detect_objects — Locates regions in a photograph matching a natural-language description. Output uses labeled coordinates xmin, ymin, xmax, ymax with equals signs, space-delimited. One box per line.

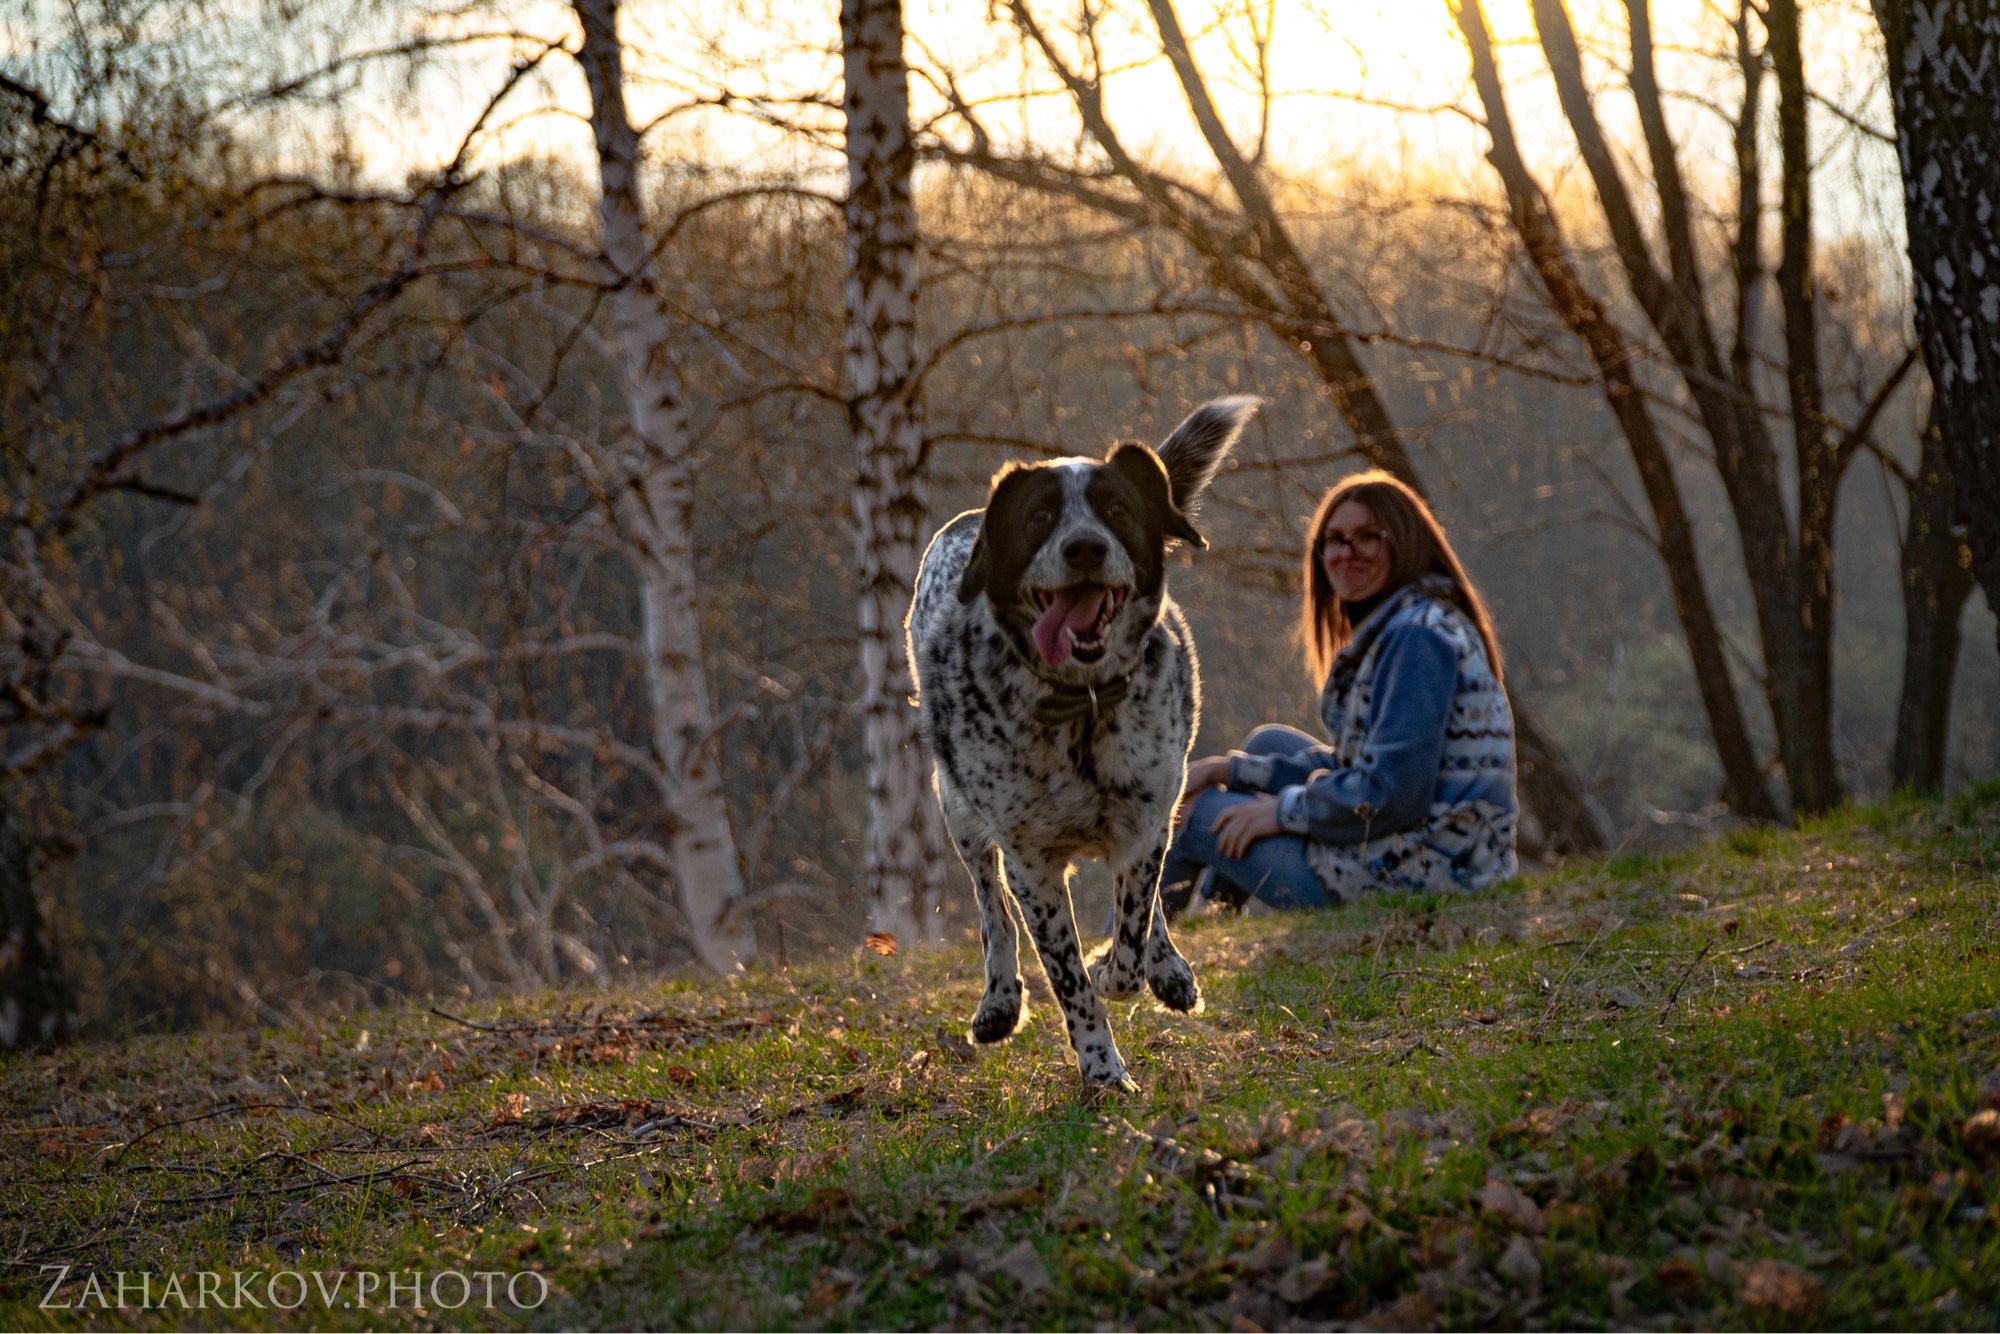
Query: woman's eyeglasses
xmin=1319 ymin=528 xmax=1385 ymax=556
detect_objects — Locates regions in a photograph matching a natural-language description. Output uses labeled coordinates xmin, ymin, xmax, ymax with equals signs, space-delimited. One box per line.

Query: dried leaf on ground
xmin=1961 ymin=1108 xmax=2000 ymax=1161
xmin=1738 ymin=1258 xmax=1825 ymax=1316
xmin=987 ymin=1238 xmax=1052 ymax=1294
xmin=864 ymin=932 xmax=898 ymax=957
xmin=1277 ymin=1255 xmax=1332 ymax=1304
xmin=757 ymin=1188 xmax=852 ymax=1234
xmin=1479 ymin=1174 xmax=1547 ymax=1233
xmin=1495 ymin=1234 xmax=1543 ymax=1295
xmin=1358 ymin=1291 xmax=1436 ymax=1331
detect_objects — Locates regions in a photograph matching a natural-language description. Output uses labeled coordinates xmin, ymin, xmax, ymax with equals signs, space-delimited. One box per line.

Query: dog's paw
xmin=1078 ymin=1071 xmax=1140 ymax=1103
xmin=1076 ymin=1049 xmax=1133 ymax=1095
xmin=1087 ymin=954 xmax=1142 ymax=1001
xmin=1084 ymin=940 xmax=1141 ymax=1000
xmin=969 ymin=985 xmax=1024 ymax=1044
xmin=1147 ymin=952 xmax=1202 ymax=1013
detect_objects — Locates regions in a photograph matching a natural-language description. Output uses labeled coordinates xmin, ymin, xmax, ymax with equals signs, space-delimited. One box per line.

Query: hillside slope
xmin=3 ymin=787 xmax=1997 ymax=1330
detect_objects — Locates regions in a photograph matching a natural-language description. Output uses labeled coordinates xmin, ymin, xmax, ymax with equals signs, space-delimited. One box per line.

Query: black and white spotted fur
xmin=906 ymin=398 xmax=1258 ymax=1086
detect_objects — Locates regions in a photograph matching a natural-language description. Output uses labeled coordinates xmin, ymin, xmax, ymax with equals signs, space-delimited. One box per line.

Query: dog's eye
xmin=1029 ymin=506 xmax=1054 ymax=525
xmin=1105 ymin=501 xmax=1128 ymax=518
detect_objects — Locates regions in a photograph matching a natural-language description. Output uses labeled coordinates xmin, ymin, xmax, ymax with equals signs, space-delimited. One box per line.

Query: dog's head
xmin=956 ymin=397 xmax=1258 ymax=680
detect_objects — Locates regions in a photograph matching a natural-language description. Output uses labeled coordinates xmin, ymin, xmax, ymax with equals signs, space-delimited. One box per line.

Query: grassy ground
xmin=3 ymin=786 xmax=1999 ymax=1331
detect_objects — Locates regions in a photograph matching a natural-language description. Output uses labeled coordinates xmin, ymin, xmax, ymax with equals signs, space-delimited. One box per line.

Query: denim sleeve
xmin=1271 ymin=619 xmax=1456 ymax=842
xmin=1227 ymin=746 xmax=1337 ymax=792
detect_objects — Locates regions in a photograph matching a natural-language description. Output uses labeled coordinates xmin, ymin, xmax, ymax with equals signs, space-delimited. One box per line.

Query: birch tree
xmin=1874 ymin=0 xmax=2000 ymax=659
xmin=842 ymin=0 xmax=948 ymax=946
xmin=572 ymin=0 xmax=753 ymax=971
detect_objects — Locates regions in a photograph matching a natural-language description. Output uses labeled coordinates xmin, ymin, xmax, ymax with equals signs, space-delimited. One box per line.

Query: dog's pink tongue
xmin=1031 ymin=585 xmax=1108 ymax=667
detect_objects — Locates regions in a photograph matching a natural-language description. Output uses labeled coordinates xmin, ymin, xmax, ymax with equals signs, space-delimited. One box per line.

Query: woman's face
xmin=1319 ymin=499 xmax=1391 ymax=603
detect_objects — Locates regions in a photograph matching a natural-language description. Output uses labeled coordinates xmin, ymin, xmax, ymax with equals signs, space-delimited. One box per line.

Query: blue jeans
xmin=1161 ymin=724 xmax=1331 ymax=913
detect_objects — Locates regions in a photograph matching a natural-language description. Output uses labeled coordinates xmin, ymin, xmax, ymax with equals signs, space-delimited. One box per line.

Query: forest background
xmin=2 ymin=0 xmax=1994 ymax=1040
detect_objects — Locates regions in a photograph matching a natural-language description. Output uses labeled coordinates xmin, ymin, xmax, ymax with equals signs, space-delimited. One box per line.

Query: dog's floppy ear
xmin=957 ymin=463 xmax=1028 ymax=603
xmin=1108 ymin=441 xmax=1204 ymax=549
xmin=956 ymin=524 xmax=992 ymax=603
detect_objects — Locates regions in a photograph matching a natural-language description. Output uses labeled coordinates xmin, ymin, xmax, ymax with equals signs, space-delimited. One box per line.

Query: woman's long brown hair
xmin=1298 ymin=471 xmax=1505 ymax=687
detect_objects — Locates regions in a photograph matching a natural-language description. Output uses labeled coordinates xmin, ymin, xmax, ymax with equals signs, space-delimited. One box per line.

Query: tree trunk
xmin=0 ymin=802 xmax=76 ymax=1050
xmin=575 ymin=0 xmax=753 ymax=972
xmin=1875 ymin=0 xmax=2000 ymax=654
xmin=1767 ymin=0 xmax=1846 ymax=815
xmin=842 ymin=0 xmax=949 ymax=947
xmin=1527 ymin=0 xmax=1841 ymax=818
xmin=1894 ymin=412 xmax=1974 ymax=791
xmin=1454 ymin=0 xmax=1779 ymax=823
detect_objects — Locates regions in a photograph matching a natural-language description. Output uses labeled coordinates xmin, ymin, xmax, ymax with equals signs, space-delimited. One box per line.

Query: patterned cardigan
xmin=1226 ymin=575 xmax=1519 ymax=900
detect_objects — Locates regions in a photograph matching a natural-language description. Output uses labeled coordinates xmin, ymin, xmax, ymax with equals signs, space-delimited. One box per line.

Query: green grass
xmin=3 ymin=791 xmax=1998 ymax=1330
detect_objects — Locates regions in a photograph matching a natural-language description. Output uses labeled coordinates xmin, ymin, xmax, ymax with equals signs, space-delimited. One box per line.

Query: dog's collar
xmin=1032 ymin=675 xmax=1130 ymax=725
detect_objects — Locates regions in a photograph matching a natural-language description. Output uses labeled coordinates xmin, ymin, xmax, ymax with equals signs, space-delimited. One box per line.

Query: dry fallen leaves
xmin=1738 ymin=1258 xmax=1825 ymax=1317
xmin=1961 ymin=1108 xmax=2000 ymax=1162
xmin=1359 ymin=1291 xmax=1436 ymax=1331
xmin=1977 ymin=1069 xmax=2000 ymax=1110
xmin=864 ymin=932 xmax=898 ymax=957
xmin=1653 ymin=1257 xmax=1701 ymax=1298
xmin=738 ymin=1151 xmax=843 ymax=1185
xmin=934 ymin=1025 xmax=978 ymax=1063
xmin=986 ymin=1238 xmax=1052 ymax=1295
xmin=1478 ymin=1175 xmax=1547 ymax=1234
xmin=1495 ymin=1234 xmax=1543 ymax=1297
xmin=1276 ymin=1255 xmax=1332 ymax=1304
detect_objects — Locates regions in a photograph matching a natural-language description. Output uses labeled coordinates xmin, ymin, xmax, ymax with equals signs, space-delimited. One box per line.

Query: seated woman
xmin=1164 ymin=470 xmax=1517 ymax=912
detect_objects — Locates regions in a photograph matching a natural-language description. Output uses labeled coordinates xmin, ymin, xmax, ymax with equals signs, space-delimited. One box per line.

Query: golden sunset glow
xmin=340 ymin=0 xmax=1893 ymax=241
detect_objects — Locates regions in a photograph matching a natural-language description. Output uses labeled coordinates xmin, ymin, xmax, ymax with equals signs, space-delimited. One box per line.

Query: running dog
xmin=906 ymin=397 xmax=1258 ymax=1087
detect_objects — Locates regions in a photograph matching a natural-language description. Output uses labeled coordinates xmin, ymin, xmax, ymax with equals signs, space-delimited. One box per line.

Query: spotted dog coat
xmin=906 ymin=398 xmax=1258 ymax=1086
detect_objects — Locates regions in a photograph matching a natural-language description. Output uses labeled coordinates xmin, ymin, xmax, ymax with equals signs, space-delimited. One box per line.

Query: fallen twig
xmin=1386 ymin=1040 xmax=1447 ymax=1064
xmin=1660 ymin=941 xmax=1715 ymax=1020
xmin=427 ymin=1005 xmax=777 ymax=1042
xmin=1535 ymin=917 xmax=1620 ymax=1032
xmin=138 ymin=1158 xmax=454 ymax=1207
xmin=1832 ymin=910 xmax=1920 ymax=957
xmin=112 ymin=1103 xmax=379 ymax=1165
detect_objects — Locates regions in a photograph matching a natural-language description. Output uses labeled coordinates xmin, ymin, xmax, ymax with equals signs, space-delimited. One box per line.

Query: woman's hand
xmin=1211 ymin=793 xmax=1281 ymax=858
xmin=1184 ymin=755 xmax=1231 ymax=792
xmin=1174 ymin=756 xmax=1232 ymax=830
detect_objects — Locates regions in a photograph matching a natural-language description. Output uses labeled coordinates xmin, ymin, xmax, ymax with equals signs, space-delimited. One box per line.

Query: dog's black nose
xmin=1063 ymin=536 xmax=1109 ymax=570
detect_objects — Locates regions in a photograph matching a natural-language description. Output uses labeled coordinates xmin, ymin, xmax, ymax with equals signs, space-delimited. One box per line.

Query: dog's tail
xmin=1156 ymin=396 xmax=1260 ymax=512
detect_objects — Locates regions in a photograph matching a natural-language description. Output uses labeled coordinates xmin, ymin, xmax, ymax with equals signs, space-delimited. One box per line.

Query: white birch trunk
xmin=1875 ymin=0 xmax=2000 ymax=655
xmin=843 ymin=0 xmax=948 ymax=947
xmin=575 ymin=0 xmax=753 ymax=972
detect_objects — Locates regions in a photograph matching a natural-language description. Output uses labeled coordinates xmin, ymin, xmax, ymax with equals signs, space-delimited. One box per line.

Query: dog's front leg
xmin=939 ymin=782 xmax=1024 ymax=1043
xmin=1143 ymin=889 xmax=1202 ymax=1013
xmin=1003 ymin=850 xmax=1130 ymax=1088
xmin=1093 ymin=830 xmax=1202 ymax=1013
xmin=1087 ymin=840 xmax=1162 ymax=1001
xmin=966 ymin=839 xmax=1025 ymax=1043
